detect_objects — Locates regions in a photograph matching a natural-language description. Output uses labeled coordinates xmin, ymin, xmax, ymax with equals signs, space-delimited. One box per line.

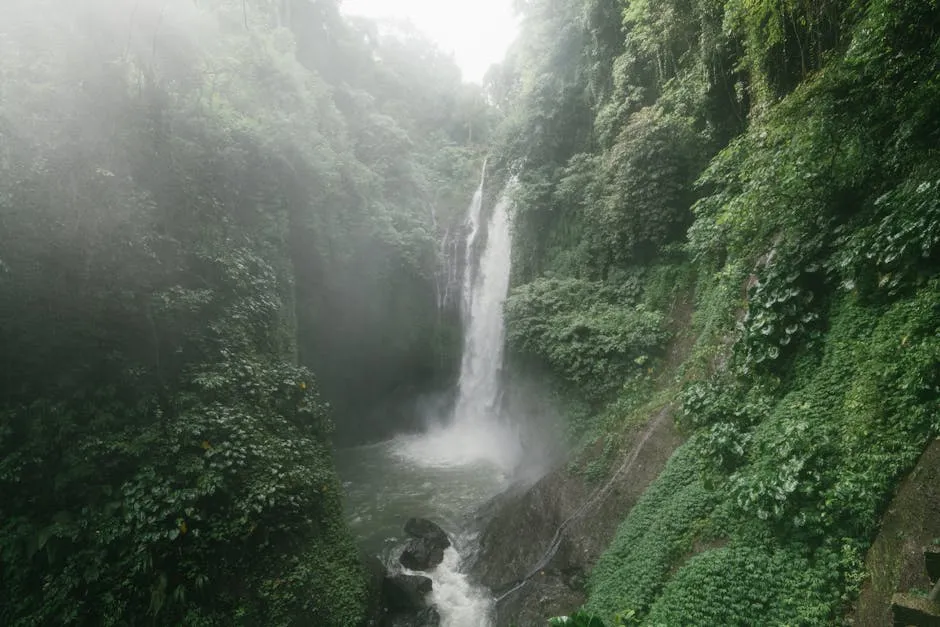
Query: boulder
xmin=927 ymin=546 xmax=940 ymax=583
xmin=400 ymin=538 xmax=445 ymax=571
xmin=891 ymin=592 xmax=940 ymax=626
xmin=399 ymin=518 xmax=450 ymax=571
xmin=404 ymin=518 xmax=451 ymax=549
xmin=383 ymin=574 xmax=433 ymax=611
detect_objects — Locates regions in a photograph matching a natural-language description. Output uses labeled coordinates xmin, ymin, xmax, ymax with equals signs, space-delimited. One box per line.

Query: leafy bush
xmin=585 ymin=108 xmax=702 ymax=267
xmin=586 ymin=444 xmax=716 ymax=623
xmin=835 ymin=170 xmax=940 ymax=298
xmin=501 ymin=0 xmax=940 ymax=624
xmin=0 ymin=367 xmax=368 ymax=626
xmin=738 ymin=238 xmax=829 ymax=377
xmin=729 ymin=287 xmax=940 ymax=539
xmin=585 ymin=281 xmax=938 ymax=624
xmin=505 ymin=278 xmax=669 ymax=402
xmin=643 ymin=543 xmax=849 ymax=626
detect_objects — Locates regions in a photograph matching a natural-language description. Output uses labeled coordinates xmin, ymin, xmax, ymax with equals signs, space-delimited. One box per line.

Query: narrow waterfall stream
xmin=337 ymin=171 xmax=519 ymax=627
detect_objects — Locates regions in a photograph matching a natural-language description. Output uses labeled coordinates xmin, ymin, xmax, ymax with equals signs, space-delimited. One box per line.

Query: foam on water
xmin=390 ymin=420 xmax=520 ymax=471
xmin=423 ymin=546 xmax=495 ymax=627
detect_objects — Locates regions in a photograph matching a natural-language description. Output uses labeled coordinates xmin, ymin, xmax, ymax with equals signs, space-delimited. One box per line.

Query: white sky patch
xmin=341 ymin=0 xmax=518 ymax=83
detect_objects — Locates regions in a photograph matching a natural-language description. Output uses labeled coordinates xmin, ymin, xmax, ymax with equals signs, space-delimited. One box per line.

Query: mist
xmin=0 ymin=0 xmax=538 ymax=624
xmin=0 ymin=1 xmax=579 ymax=625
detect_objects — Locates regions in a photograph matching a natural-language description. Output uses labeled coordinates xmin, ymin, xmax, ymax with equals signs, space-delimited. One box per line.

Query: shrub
xmin=505 ymin=278 xmax=669 ymax=403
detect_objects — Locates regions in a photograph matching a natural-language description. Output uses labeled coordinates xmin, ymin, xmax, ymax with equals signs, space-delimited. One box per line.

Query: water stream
xmin=338 ymin=168 xmax=517 ymax=627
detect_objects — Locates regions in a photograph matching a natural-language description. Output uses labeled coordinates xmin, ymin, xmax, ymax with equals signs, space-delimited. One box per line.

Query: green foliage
xmin=586 ymin=283 xmax=939 ymax=625
xmin=643 ymin=542 xmax=855 ymax=625
xmin=738 ymin=237 xmax=828 ymax=377
xmin=498 ymin=0 xmax=940 ymax=624
xmin=0 ymin=370 xmax=366 ymax=626
xmin=731 ymin=287 xmax=940 ymax=538
xmin=505 ymin=278 xmax=669 ymax=403
xmin=551 ymin=108 xmax=702 ymax=272
xmin=684 ymin=260 xmax=748 ymax=377
xmin=0 ymin=0 xmax=491 ymax=623
xmin=638 ymin=260 xmax=697 ymax=313
xmin=586 ymin=444 xmax=716 ymax=622
xmin=680 ymin=380 xmax=772 ymax=476
xmin=584 ymin=108 xmax=703 ymax=267
xmin=835 ymin=169 xmax=940 ymax=298
xmin=724 ymin=0 xmax=848 ymax=101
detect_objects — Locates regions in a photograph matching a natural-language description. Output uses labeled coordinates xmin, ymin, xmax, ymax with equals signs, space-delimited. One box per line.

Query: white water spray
xmin=397 ymin=544 xmax=494 ymax=627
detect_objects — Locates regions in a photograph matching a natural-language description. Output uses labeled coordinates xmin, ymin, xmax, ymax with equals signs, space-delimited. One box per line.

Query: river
xmin=337 ymin=426 xmax=514 ymax=626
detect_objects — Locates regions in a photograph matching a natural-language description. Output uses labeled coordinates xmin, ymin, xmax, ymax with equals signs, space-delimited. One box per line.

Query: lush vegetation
xmin=3 ymin=0 xmax=939 ymax=623
xmin=505 ymin=277 xmax=668 ymax=403
xmin=0 ymin=0 xmax=488 ymax=624
xmin=488 ymin=0 xmax=940 ymax=623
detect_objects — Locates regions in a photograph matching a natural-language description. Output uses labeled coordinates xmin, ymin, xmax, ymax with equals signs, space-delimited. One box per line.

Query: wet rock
xmin=495 ymin=569 xmax=585 ymax=627
xmin=927 ymin=546 xmax=940 ymax=584
xmin=399 ymin=519 xmax=450 ymax=571
xmin=405 ymin=518 xmax=451 ymax=549
xmin=383 ymin=574 xmax=433 ymax=611
xmin=400 ymin=538 xmax=446 ymax=571
xmin=383 ymin=607 xmax=441 ymax=627
xmin=471 ymin=409 xmax=683 ymax=626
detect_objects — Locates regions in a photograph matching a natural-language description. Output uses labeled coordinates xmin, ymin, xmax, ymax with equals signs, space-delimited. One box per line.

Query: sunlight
xmin=341 ymin=0 xmax=518 ymax=83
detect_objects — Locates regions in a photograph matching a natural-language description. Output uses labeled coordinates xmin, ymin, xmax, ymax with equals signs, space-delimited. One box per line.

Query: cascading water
xmin=462 ymin=162 xmax=487 ymax=315
xmin=451 ymin=184 xmax=521 ymax=461
xmin=433 ymin=162 xmax=477 ymax=314
xmin=338 ymin=166 xmax=518 ymax=627
xmin=396 ymin=173 xmax=521 ymax=469
xmin=458 ymin=167 xmax=504 ymax=418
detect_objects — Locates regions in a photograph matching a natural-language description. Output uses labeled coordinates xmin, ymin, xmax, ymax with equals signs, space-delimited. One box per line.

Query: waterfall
xmin=436 ymin=226 xmax=460 ymax=313
xmin=453 ymin=186 xmax=512 ymax=432
xmin=396 ymin=169 xmax=520 ymax=470
xmin=379 ymin=167 xmax=517 ymax=627
xmin=461 ymin=163 xmax=486 ymax=316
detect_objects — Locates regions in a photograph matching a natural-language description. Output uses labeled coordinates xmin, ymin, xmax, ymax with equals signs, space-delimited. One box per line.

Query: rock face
xmin=470 ymin=409 xmax=683 ymax=627
xmin=380 ymin=574 xmax=439 ymax=627
xmin=399 ymin=518 xmax=451 ymax=571
xmin=853 ymin=439 xmax=940 ymax=625
xmin=380 ymin=519 xmax=451 ymax=626
xmin=890 ymin=593 xmax=940 ymax=627
xmin=405 ymin=518 xmax=451 ymax=549
xmin=400 ymin=539 xmax=445 ymax=571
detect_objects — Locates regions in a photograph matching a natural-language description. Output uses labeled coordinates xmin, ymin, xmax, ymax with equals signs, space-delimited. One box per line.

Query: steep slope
xmin=475 ymin=409 xmax=682 ymax=626
xmin=476 ymin=0 xmax=940 ymax=624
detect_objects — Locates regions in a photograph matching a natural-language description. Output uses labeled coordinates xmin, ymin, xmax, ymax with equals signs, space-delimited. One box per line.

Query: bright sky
xmin=340 ymin=0 xmax=518 ymax=83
